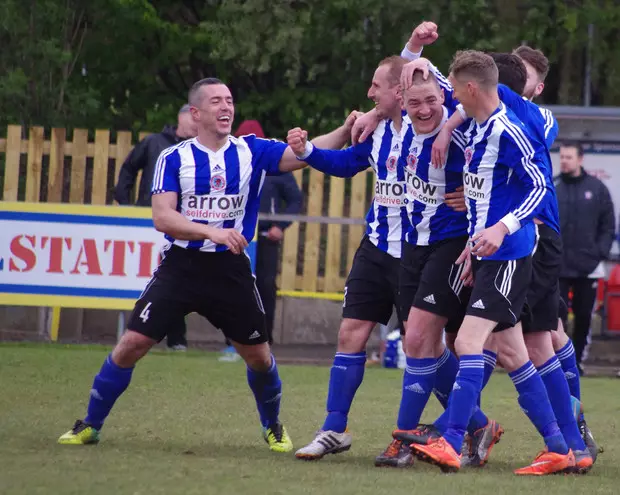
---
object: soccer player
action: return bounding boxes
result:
[57,77,358,452]
[288,55,413,461]
[375,68,496,468]
[405,50,577,476]
[424,52,593,472]
[513,46,598,458]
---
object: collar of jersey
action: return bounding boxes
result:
[410,106,449,140]
[475,101,505,129]
[190,136,232,155]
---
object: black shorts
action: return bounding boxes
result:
[466,255,532,332]
[128,244,267,345]
[398,236,470,334]
[522,224,562,333]
[343,236,401,325]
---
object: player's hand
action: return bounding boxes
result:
[407,21,439,53]
[287,127,308,157]
[431,126,452,168]
[266,225,284,242]
[471,222,509,258]
[445,186,466,212]
[456,243,474,286]
[401,58,430,90]
[207,227,248,255]
[343,110,364,134]
[352,110,380,144]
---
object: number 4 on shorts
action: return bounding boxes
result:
[139,302,152,323]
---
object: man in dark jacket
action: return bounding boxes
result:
[114,104,197,206]
[556,142,616,371]
[114,104,197,350]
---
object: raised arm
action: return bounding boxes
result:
[287,127,371,178]
[278,110,363,172]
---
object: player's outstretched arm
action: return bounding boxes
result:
[287,127,370,178]
[152,192,247,254]
[277,111,364,173]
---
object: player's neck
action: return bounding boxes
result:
[196,130,229,152]
[389,110,402,132]
[472,91,501,124]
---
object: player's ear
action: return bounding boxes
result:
[536,82,545,98]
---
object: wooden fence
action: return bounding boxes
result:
[0,125,375,295]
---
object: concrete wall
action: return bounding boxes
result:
[0,297,356,346]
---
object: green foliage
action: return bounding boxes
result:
[0,0,619,136]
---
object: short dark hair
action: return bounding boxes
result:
[489,53,527,96]
[449,50,498,88]
[513,46,550,81]
[378,56,407,87]
[560,141,584,157]
[188,77,225,106]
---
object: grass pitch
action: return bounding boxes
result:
[0,343,618,495]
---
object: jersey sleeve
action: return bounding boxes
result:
[244,134,288,175]
[151,147,181,195]
[498,128,551,234]
[304,140,373,178]
[498,84,531,123]
[539,108,559,148]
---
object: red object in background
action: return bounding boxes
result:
[605,264,620,333]
[234,120,265,138]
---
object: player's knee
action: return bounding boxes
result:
[243,346,272,371]
[454,333,481,357]
[337,320,372,353]
[112,331,154,367]
[404,326,434,358]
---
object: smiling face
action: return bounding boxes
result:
[190,83,235,138]
[367,63,402,120]
[403,73,444,134]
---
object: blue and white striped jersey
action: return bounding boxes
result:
[497,84,560,233]
[303,118,410,258]
[152,135,287,252]
[462,103,551,260]
[401,106,469,245]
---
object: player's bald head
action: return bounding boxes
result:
[449,50,498,89]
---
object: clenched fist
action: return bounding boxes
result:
[287,127,308,157]
[408,21,439,53]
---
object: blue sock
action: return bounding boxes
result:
[433,348,458,408]
[510,361,568,454]
[85,354,134,430]
[481,349,497,394]
[322,352,366,433]
[246,355,282,429]
[396,357,437,430]
[537,356,586,452]
[442,355,484,453]
[556,340,581,402]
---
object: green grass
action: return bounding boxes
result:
[0,343,618,495]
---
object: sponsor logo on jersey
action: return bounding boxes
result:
[184,194,246,220]
[374,180,407,207]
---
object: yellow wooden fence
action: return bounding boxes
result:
[0,125,374,296]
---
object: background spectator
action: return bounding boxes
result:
[555,142,616,374]
[114,104,197,206]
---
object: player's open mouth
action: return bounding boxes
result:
[417,114,432,121]
[217,116,231,122]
